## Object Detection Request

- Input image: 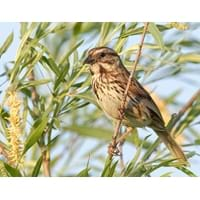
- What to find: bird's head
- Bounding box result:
[84,47,122,75]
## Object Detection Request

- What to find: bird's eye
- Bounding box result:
[100,52,106,58]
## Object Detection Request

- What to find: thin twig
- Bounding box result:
[109,22,149,160]
[29,70,51,177]
[170,89,200,134]
[177,89,200,118]
[118,130,125,172]
[29,71,39,103]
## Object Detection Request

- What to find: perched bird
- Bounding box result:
[84,46,187,164]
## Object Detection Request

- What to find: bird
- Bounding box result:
[84,46,187,164]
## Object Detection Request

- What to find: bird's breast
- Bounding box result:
[92,75,152,128]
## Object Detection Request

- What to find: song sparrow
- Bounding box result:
[84,47,187,164]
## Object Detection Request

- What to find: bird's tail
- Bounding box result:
[155,130,188,165]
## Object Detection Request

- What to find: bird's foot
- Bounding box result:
[108,141,121,156]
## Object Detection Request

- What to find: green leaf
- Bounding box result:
[0,32,13,58]
[160,172,172,177]
[176,167,197,177]
[73,22,83,36]
[23,112,49,154]
[32,156,43,177]
[124,136,150,176]
[148,23,165,50]
[68,91,99,107]
[20,22,29,38]
[120,24,170,38]
[41,56,60,76]
[4,163,22,177]
[141,138,160,162]
[59,40,84,65]
[54,64,70,90]
[35,22,51,37]
[63,125,113,141]
[177,53,200,63]
[10,23,38,83]
[63,125,138,145]
[19,79,51,90]
[98,23,112,46]
[76,155,90,177]
[63,64,87,92]
[131,131,141,147]
[76,168,90,177]
[101,158,118,177]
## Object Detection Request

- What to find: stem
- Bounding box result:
[29,70,51,177]
[118,130,125,172]
[170,89,200,134]
[177,89,200,119]
[109,22,149,159]
[42,149,51,177]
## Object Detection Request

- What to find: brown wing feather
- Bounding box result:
[121,66,165,128]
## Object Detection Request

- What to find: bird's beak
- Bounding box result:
[83,56,94,65]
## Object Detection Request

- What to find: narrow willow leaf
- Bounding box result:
[4,163,22,177]
[59,40,84,65]
[143,159,175,176]
[98,23,112,46]
[41,56,60,76]
[47,135,60,148]
[10,23,38,83]
[76,168,90,177]
[63,64,87,92]
[160,172,172,177]
[51,23,69,33]
[141,138,160,162]
[54,64,70,90]
[19,79,51,90]
[32,156,43,177]
[120,24,170,38]
[176,167,197,177]
[63,125,138,145]
[101,158,117,177]
[63,125,113,141]
[68,92,99,107]
[124,143,145,176]
[0,32,13,58]
[148,23,165,50]
[177,53,200,63]
[20,22,29,38]
[23,112,49,154]
[114,24,127,53]
[131,131,141,147]
[100,159,112,177]
[124,135,151,176]
[35,22,51,37]
[73,22,83,36]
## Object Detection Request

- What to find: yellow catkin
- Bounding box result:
[169,22,189,31]
[6,91,24,167]
[0,161,8,177]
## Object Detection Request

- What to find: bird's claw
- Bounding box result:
[108,142,121,156]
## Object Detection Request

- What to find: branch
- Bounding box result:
[169,89,200,133]
[109,22,149,160]
[177,89,200,118]
[29,70,51,177]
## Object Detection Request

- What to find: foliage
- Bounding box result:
[0,22,199,177]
